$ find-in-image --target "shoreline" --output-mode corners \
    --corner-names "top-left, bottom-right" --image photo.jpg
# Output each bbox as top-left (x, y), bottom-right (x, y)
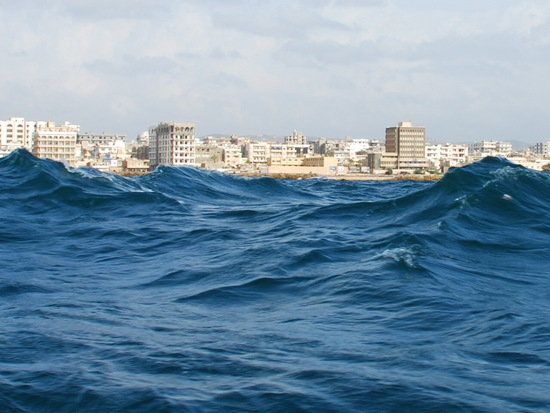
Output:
top-left (118, 170), bottom-right (442, 181)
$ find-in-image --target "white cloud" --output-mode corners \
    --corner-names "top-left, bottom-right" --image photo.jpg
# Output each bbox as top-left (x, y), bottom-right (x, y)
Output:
top-left (1, 0), bottom-right (550, 141)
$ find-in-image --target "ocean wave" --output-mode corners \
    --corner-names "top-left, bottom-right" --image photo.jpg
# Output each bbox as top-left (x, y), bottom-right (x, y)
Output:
top-left (1, 150), bottom-right (549, 412)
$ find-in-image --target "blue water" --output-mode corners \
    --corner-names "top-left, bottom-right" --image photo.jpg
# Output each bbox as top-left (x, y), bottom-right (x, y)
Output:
top-left (0, 149), bottom-right (549, 412)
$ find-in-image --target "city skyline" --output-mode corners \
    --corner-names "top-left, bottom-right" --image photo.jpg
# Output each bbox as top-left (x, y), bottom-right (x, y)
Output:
top-left (2, 1), bottom-right (550, 142)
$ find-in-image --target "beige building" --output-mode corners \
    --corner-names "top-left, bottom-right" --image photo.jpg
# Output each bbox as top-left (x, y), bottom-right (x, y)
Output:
top-left (284, 130), bottom-right (307, 145)
top-left (32, 121), bottom-right (80, 165)
top-left (266, 156), bottom-right (338, 175)
top-left (244, 142), bottom-right (270, 164)
top-left (385, 121), bottom-right (428, 170)
top-left (149, 122), bottom-right (196, 168)
top-left (222, 144), bottom-right (243, 167)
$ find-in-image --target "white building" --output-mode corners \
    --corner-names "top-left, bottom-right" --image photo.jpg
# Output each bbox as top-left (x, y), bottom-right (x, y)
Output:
top-left (0, 117), bottom-right (45, 156)
top-left (149, 121), bottom-right (196, 168)
top-left (530, 141), bottom-right (550, 157)
top-left (426, 143), bottom-right (469, 170)
top-left (470, 140), bottom-right (512, 157)
top-left (77, 132), bottom-right (127, 164)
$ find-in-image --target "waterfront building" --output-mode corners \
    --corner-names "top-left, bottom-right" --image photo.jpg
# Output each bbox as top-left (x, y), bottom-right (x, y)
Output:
top-left (222, 144), bottom-right (243, 167)
top-left (195, 143), bottom-right (224, 169)
top-left (530, 141), bottom-right (550, 157)
top-left (149, 121), bottom-right (196, 168)
top-left (385, 121), bottom-right (428, 171)
top-left (426, 143), bottom-right (469, 171)
top-left (470, 140), bottom-right (512, 157)
top-left (244, 142), bottom-right (270, 164)
top-left (0, 117), bottom-right (44, 156)
top-left (32, 121), bottom-right (80, 166)
top-left (77, 132), bottom-right (127, 163)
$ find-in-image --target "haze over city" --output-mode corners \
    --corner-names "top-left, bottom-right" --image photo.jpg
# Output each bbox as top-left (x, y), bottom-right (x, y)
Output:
top-left (1, 0), bottom-right (550, 143)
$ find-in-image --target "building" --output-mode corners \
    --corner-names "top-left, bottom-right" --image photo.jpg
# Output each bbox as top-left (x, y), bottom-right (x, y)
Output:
top-left (149, 122), bottom-right (196, 168)
top-left (470, 140), bottom-right (512, 157)
top-left (426, 143), bottom-right (469, 171)
top-left (244, 142), bottom-right (270, 164)
top-left (195, 143), bottom-right (224, 169)
top-left (77, 132), bottom-right (127, 164)
top-left (32, 121), bottom-right (80, 166)
top-left (385, 121), bottom-right (428, 171)
top-left (530, 141), bottom-right (550, 157)
top-left (0, 117), bottom-right (44, 157)
top-left (284, 130), bottom-right (307, 145)
top-left (222, 144), bottom-right (243, 167)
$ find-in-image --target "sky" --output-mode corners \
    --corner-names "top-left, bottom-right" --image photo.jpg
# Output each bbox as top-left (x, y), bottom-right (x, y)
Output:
top-left (1, 0), bottom-right (549, 143)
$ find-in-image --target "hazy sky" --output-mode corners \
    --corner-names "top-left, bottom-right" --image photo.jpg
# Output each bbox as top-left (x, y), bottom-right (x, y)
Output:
top-left (1, 0), bottom-right (549, 142)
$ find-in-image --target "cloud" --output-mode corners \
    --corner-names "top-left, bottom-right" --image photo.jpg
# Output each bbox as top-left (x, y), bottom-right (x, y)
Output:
top-left (1, 0), bottom-right (550, 142)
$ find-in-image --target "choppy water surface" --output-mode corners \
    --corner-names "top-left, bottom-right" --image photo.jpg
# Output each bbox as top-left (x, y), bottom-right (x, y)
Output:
top-left (1, 149), bottom-right (549, 412)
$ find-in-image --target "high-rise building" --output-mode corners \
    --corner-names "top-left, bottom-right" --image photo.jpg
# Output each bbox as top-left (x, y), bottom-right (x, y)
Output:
top-left (149, 122), bottom-right (196, 168)
top-left (385, 121), bottom-right (428, 170)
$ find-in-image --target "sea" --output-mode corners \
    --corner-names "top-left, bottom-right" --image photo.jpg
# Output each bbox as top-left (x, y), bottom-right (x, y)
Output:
top-left (0, 149), bottom-right (549, 412)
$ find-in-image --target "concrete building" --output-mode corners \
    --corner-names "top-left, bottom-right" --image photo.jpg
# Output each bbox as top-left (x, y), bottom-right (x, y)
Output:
top-left (0, 117), bottom-right (45, 156)
top-left (149, 122), bottom-right (196, 168)
top-left (426, 143), bottom-right (469, 171)
top-left (530, 141), bottom-right (550, 157)
top-left (284, 130), bottom-right (307, 145)
top-left (266, 156), bottom-right (338, 175)
top-left (32, 121), bottom-right (80, 165)
top-left (470, 140), bottom-right (512, 157)
top-left (244, 142), bottom-right (270, 164)
top-left (222, 144), bottom-right (243, 167)
top-left (195, 143), bottom-right (224, 169)
top-left (77, 132), bottom-right (127, 164)
top-left (385, 121), bottom-right (428, 171)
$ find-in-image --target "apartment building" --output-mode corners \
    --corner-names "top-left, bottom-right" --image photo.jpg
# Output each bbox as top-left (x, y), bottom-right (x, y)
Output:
top-left (0, 117), bottom-right (44, 156)
top-left (32, 121), bottom-right (80, 165)
top-left (530, 141), bottom-right (550, 157)
top-left (426, 143), bottom-right (469, 169)
top-left (149, 122), bottom-right (196, 168)
top-left (470, 140), bottom-right (512, 157)
top-left (284, 130), bottom-right (307, 145)
top-left (244, 142), bottom-right (270, 164)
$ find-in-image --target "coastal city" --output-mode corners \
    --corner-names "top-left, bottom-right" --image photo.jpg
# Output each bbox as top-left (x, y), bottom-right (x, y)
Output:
top-left (1, 116), bottom-right (549, 178)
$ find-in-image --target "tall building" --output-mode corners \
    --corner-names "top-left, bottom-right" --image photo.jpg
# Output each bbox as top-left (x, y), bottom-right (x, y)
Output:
top-left (32, 121), bottom-right (80, 165)
top-left (149, 122), bottom-right (196, 168)
top-left (385, 121), bottom-right (428, 170)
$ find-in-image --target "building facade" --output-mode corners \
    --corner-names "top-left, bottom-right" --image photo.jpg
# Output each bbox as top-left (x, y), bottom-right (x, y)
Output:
top-left (530, 141), bottom-right (550, 157)
top-left (470, 140), bottom-right (512, 157)
top-left (0, 117), bottom-right (44, 156)
top-left (284, 130), bottom-right (307, 145)
top-left (385, 121), bottom-right (428, 170)
top-left (32, 121), bottom-right (80, 165)
top-left (149, 122), bottom-right (196, 168)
